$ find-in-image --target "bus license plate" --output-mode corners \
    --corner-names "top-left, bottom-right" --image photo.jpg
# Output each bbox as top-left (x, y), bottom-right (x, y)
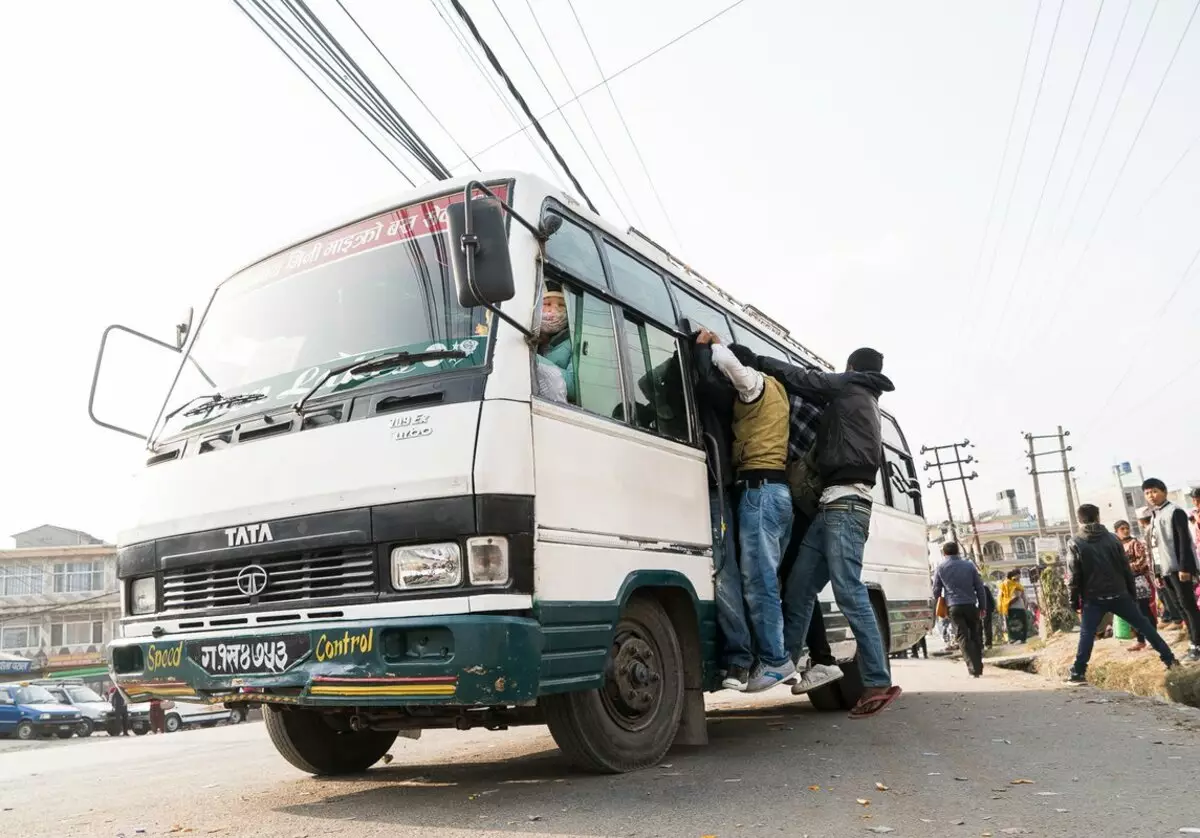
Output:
top-left (186, 635), bottom-right (310, 676)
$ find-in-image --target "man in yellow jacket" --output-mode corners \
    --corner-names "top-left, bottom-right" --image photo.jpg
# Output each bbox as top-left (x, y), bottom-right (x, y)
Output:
top-left (998, 571), bottom-right (1028, 644)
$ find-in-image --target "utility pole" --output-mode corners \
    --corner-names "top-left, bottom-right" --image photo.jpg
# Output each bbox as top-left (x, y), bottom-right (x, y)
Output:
top-left (921, 439), bottom-right (982, 562)
top-left (1023, 429), bottom-right (1078, 537)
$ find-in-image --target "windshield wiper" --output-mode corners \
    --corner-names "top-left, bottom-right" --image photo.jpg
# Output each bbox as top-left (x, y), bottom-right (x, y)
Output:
top-left (293, 349), bottom-right (468, 415)
top-left (184, 392), bottom-right (267, 417)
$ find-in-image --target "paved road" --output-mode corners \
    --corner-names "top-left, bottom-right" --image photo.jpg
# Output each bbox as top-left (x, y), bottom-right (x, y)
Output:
top-left (3, 657), bottom-right (1199, 838)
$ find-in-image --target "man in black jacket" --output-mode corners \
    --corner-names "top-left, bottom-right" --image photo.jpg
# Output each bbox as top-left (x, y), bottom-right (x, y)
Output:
top-left (729, 344), bottom-right (899, 718)
top-left (692, 332), bottom-right (754, 690)
top-left (1066, 504), bottom-right (1178, 684)
top-left (1143, 477), bottom-right (1200, 661)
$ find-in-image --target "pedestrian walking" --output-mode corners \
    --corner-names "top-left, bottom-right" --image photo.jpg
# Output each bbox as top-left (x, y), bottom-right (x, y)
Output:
top-left (697, 329), bottom-right (795, 691)
top-left (734, 344), bottom-right (902, 718)
top-left (1115, 517), bottom-right (1157, 651)
top-left (933, 542), bottom-right (988, 677)
top-left (109, 686), bottom-right (130, 736)
top-left (1143, 478), bottom-right (1200, 662)
top-left (982, 583), bottom-right (998, 649)
top-left (1066, 505), bottom-right (1179, 683)
top-left (999, 571), bottom-right (1029, 644)
top-left (148, 698), bottom-right (166, 734)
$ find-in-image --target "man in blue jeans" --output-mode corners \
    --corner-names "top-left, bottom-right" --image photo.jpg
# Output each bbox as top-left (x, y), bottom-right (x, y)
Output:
top-left (691, 330), bottom-right (754, 690)
top-left (698, 329), bottom-right (795, 692)
top-left (1066, 504), bottom-right (1179, 683)
top-left (729, 344), bottom-right (899, 718)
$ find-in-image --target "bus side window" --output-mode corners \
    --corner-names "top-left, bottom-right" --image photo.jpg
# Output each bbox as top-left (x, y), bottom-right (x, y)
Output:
top-left (672, 287), bottom-right (733, 343)
top-left (729, 321), bottom-right (789, 361)
top-left (604, 244), bottom-right (675, 325)
top-left (621, 316), bottom-right (690, 443)
top-left (563, 289), bottom-right (624, 419)
top-left (544, 213), bottom-right (607, 288)
top-left (883, 446), bottom-right (921, 517)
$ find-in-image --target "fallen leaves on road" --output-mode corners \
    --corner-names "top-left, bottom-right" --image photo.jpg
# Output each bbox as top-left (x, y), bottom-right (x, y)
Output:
top-left (1010, 779), bottom-right (1035, 785)
top-left (875, 783), bottom-right (889, 791)
top-left (808, 785), bottom-right (821, 791)
top-left (865, 828), bottom-right (894, 834)
top-left (857, 798), bottom-right (871, 806)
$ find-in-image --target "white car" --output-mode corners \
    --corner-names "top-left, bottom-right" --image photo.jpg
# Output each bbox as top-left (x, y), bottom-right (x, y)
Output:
top-left (126, 701), bottom-right (248, 734)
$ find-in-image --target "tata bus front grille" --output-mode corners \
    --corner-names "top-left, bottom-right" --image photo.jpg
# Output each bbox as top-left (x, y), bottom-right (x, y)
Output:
top-left (161, 548), bottom-right (376, 613)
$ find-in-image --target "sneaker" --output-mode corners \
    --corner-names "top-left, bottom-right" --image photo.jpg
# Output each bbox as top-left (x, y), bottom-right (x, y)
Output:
top-left (746, 660), bottom-right (797, 693)
top-left (791, 663), bottom-right (844, 695)
top-left (783, 655), bottom-right (805, 686)
top-left (1064, 672), bottom-right (1086, 685)
top-left (721, 665), bottom-right (750, 691)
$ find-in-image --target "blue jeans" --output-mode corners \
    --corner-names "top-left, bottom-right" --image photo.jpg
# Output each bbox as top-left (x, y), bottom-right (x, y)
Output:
top-left (781, 499), bottom-right (890, 688)
top-left (711, 486), bottom-right (753, 669)
top-left (1073, 594), bottom-right (1175, 675)
top-left (737, 482), bottom-right (793, 667)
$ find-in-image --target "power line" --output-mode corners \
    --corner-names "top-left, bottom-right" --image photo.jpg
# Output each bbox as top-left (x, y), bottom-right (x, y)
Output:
top-left (487, 0), bottom-right (628, 222)
top-left (1132, 128), bottom-right (1200, 222)
top-left (450, 0), bottom-right (753, 168)
top-left (333, 0), bottom-right (481, 172)
top-left (566, 0), bottom-right (682, 248)
top-left (232, 0), bottom-right (417, 186)
top-left (447, 0), bottom-right (598, 213)
top-left (520, 0), bottom-right (644, 227)
top-left (952, 0), bottom-right (1047, 348)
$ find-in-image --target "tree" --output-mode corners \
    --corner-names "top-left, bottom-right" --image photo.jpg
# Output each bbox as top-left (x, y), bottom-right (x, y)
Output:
top-left (1040, 563), bottom-right (1077, 633)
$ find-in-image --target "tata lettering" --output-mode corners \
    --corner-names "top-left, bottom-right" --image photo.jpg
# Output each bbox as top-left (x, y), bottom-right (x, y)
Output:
top-left (225, 523), bottom-right (274, 547)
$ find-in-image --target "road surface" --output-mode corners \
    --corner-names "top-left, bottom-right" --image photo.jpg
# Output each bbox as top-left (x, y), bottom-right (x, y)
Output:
top-left (3, 657), bottom-right (1198, 837)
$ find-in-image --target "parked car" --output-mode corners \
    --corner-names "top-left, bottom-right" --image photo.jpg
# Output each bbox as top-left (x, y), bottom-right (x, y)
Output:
top-left (126, 700), bottom-right (249, 734)
top-left (0, 682), bottom-right (86, 740)
top-left (33, 680), bottom-right (114, 737)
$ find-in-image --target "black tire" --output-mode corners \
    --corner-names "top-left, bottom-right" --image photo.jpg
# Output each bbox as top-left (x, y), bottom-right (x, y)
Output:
top-left (836, 597), bottom-right (892, 709)
top-left (78, 719), bottom-right (94, 738)
top-left (227, 708), bottom-right (245, 725)
top-left (807, 681), bottom-right (844, 712)
top-left (264, 707), bottom-right (398, 776)
top-left (543, 595), bottom-right (685, 774)
top-left (164, 713), bottom-right (182, 733)
top-left (56, 730), bottom-right (74, 739)
top-left (133, 726), bottom-right (148, 736)
top-left (15, 721), bottom-right (35, 741)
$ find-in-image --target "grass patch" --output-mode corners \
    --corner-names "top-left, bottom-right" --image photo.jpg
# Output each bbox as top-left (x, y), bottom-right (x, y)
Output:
top-left (1034, 624), bottom-right (1198, 707)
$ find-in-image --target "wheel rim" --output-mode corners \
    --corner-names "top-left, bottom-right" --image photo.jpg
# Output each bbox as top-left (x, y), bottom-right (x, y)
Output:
top-left (17, 725), bottom-right (32, 740)
top-left (600, 621), bottom-right (664, 732)
top-left (167, 717), bottom-right (180, 732)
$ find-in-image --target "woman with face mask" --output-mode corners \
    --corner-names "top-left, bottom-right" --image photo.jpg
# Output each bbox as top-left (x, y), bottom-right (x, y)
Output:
top-left (535, 288), bottom-right (576, 403)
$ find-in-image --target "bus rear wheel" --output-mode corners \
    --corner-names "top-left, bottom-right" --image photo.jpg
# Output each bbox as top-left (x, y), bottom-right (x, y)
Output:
top-left (264, 707), bottom-right (398, 776)
top-left (809, 596), bottom-right (891, 711)
top-left (543, 595), bottom-right (685, 773)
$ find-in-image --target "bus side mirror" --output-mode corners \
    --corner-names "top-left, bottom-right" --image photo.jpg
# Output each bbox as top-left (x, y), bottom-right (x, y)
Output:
top-left (447, 197), bottom-right (515, 308)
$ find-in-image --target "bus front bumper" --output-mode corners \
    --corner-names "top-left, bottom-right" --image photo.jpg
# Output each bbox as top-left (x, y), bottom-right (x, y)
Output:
top-left (109, 614), bottom-right (543, 708)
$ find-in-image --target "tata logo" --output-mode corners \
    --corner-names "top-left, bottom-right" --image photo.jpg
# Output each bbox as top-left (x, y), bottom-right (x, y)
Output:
top-left (236, 564), bottom-right (269, 596)
top-left (224, 522), bottom-right (274, 547)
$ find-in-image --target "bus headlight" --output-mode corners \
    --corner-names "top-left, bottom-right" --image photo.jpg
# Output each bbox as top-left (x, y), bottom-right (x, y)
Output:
top-left (390, 543), bottom-right (462, 590)
top-left (131, 577), bottom-right (156, 615)
top-left (466, 536), bottom-right (509, 585)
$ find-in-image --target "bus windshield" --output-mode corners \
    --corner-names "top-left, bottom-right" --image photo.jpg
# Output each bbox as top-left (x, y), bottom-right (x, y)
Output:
top-left (156, 190), bottom-right (503, 441)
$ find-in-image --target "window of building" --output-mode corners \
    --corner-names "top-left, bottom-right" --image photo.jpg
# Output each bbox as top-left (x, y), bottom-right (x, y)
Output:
top-left (0, 565), bottom-right (44, 596)
top-left (50, 618), bottom-right (104, 647)
top-left (544, 213), bottom-right (606, 287)
top-left (604, 244), bottom-right (674, 325)
top-left (1, 625), bottom-right (38, 650)
top-left (672, 287), bottom-right (733, 342)
top-left (883, 447), bottom-right (921, 516)
top-left (729, 322), bottom-right (790, 362)
top-left (621, 317), bottom-right (690, 443)
top-left (52, 561), bottom-right (105, 594)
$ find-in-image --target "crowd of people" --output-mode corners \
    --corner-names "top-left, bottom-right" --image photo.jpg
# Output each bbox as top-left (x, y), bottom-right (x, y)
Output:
top-left (929, 478), bottom-right (1200, 684)
top-left (532, 285), bottom-right (902, 719)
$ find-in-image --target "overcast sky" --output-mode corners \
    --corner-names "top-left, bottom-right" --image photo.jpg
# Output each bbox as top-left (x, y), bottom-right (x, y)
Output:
top-left (2, 0), bottom-right (1198, 544)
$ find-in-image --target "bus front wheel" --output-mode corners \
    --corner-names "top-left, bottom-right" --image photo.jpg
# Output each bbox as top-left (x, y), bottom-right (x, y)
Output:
top-left (264, 707), bottom-right (398, 776)
top-left (543, 595), bottom-right (685, 773)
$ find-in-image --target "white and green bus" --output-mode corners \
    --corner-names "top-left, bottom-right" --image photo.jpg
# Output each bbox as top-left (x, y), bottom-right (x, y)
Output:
top-left (91, 171), bottom-right (930, 776)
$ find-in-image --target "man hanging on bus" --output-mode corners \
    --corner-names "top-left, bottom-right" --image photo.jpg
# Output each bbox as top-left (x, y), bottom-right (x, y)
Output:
top-left (696, 328), bottom-right (796, 692)
top-left (729, 344), bottom-right (900, 718)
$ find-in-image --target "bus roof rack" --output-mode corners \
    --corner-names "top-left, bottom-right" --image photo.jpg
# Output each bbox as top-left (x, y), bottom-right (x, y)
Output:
top-left (626, 226), bottom-right (835, 372)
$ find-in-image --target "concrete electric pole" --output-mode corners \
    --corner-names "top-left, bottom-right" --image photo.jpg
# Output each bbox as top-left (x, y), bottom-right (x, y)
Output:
top-left (1023, 428), bottom-right (1078, 537)
top-left (922, 439), bottom-right (983, 562)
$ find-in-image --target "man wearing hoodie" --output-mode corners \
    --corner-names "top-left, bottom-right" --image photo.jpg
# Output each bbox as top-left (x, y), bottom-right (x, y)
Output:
top-left (1066, 505), bottom-right (1178, 683)
top-left (1143, 478), bottom-right (1200, 661)
top-left (728, 345), bottom-right (900, 718)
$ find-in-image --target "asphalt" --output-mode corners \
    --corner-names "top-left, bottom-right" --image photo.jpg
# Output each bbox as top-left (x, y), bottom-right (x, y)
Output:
top-left (2, 656), bottom-right (1199, 838)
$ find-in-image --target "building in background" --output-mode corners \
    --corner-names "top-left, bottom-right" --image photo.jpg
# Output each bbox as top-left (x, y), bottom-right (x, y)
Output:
top-left (0, 525), bottom-right (118, 692)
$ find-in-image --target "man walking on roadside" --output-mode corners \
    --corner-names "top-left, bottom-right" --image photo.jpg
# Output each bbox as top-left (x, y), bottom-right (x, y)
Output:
top-left (933, 542), bottom-right (988, 677)
top-left (109, 685), bottom-right (130, 736)
top-left (1066, 505), bottom-right (1179, 684)
top-left (697, 329), bottom-right (796, 692)
top-left (1143, 478), bottom-right (1200, 662)
top-left (729, 344), bottom-right (900, 718)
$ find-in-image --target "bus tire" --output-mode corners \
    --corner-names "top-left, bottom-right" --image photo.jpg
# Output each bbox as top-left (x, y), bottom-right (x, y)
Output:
top-left (264, 707), bottom-right (397, 776)
top-left (806, 681), bottom-right (844, 712)
top-left (836, 596), bottom-right (892, 709)
top-left (543, 594), bottom-right (685, 774)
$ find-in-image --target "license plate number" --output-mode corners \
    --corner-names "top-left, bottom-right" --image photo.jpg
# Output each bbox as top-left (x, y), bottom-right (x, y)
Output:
top-left (186, 635), bottom-right (309, 675)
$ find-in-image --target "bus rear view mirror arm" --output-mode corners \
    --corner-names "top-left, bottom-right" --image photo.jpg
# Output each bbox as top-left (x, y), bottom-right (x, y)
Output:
top-left (88, 323), bottom-right (181, 442)
top-left (447, 181), bottom-right (561, 341)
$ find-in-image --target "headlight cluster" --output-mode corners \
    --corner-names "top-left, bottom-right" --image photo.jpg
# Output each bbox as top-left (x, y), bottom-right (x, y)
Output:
top-left (131, 577), bottom-right (156, 615)
top-left (389, 537), bottom-right (509, 590)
